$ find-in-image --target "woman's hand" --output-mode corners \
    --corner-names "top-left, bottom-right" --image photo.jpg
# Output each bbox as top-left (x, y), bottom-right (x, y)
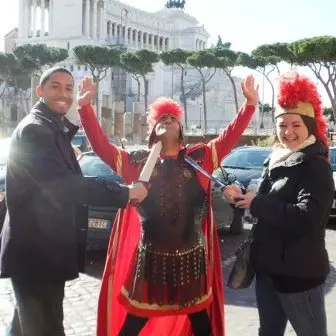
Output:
top-left (77, 76), bottom-right (97, 108)
top-left (242, 75), bottom-right (259, 106)
top-left (235, 191), bottom-right (257, 209)
top-left (223, 185), bottom-right (243, 204)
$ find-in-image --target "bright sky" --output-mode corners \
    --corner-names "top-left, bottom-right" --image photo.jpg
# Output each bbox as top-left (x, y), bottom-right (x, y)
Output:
top-left (0, 0), bottom-right (336, 105)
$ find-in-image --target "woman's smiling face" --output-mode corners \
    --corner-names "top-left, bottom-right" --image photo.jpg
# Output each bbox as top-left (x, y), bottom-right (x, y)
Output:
top-left (276, 114), bottom-right (309, 150)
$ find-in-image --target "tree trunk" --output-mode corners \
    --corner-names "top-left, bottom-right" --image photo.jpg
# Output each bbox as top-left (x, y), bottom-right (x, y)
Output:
top-left (132, 75), bottom-right (141, 103)
top-left (309, 65), bottom-right (336, 120)
top-left (143, 75), bottom-right (148, 112)
top-left (18, 89), bottom-right (27, 116)
top-left (95, 81), bottom-right (100, 123)
top-left (137, 78), bottom-right (141, 103)
top-left (224, 69), bottom-right (239, 114)
top-left (259, 108), bottom-right (264, 129)
top-left (180, 67), bottom-right (188, 130)
top-left (202, 77), bottom-right (207, 134)
top-left (265, 74), bottom-right (275, 124)
top-left (315, 73), bottom-right (336, 120)
top-left (31, 75), bottom-right (39, 106)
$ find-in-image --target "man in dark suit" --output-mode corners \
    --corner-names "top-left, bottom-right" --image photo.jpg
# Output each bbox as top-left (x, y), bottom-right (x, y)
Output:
top-left (0, 67), bottom-right (148, 336)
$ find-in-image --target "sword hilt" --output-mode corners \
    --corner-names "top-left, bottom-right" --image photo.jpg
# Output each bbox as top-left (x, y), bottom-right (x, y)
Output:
top-left (129, 181), bottom-right (151, 207)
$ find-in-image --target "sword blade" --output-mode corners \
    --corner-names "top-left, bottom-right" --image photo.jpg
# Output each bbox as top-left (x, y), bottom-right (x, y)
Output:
top-left (184, 156), bottom-right (226, 189)
top-left (139, 141), bottom-right (162, 182)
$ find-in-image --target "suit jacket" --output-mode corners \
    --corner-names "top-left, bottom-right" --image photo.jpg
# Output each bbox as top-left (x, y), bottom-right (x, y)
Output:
top-left (0, 102), bottom-right (129, 281)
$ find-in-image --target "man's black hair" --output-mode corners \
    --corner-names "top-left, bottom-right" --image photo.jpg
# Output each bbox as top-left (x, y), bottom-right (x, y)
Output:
top-left (39, 67), bottom-right (74, 87)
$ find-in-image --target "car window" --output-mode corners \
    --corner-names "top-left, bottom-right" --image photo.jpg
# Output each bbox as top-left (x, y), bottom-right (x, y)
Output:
top-left (71, 136), bottom-right (84, 147)
top-left (0, 139), bottom-right (11, 166)
top-left (80, 156), bottom-right (116, 177)
top-left (223, 148), bottom-right (270, 168)
top-left (330, 148), bottom-right (336, 171)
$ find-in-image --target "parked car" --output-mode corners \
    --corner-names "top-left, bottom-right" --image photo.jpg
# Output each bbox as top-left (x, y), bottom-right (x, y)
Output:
top-left (78, 152), bottom-right (124, 250)
top-left (212, 146), bottom-right (271, 234)
top-left (72, 133), bottom-right (119, 153)
top-left (79, 149), bottom-right (242, 247)
top-left (211, 168), bottom-right (245, 235)
top-left (219, 146), bottom-right (271, 188)
top-left (329, 147), bottom-right (336, 218)
top-left (0, 138), bottom-right (10, 231)
top-left (72, 133), bottom-right (91, 152)
top-left (0, 138), bottom-right (10, 199)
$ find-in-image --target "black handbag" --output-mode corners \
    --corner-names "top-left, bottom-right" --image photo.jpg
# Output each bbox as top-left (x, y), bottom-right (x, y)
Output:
top-left (227, 225), bottom-right (256, 289)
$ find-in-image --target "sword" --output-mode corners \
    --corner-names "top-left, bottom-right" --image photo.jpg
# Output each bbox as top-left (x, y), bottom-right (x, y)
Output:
top-left (184, 156), bottom-right (227, 190)
top-left (130, 135), bottom-right (164, 206)
top-left (138, 140), bottom-right (162, 182)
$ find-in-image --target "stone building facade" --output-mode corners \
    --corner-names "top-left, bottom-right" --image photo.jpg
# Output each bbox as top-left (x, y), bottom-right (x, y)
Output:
top-left (3, 0), bottom-right (254, 141)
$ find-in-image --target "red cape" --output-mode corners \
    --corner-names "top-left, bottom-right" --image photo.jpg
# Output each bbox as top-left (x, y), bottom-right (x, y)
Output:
top-left (96, 144), bottom-right (225, 336)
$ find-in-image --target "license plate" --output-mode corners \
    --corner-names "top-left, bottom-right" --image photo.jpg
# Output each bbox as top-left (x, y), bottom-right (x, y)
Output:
top-left (88, 218), bottom-right (108, 229)
top-left (333, 200), bottom-right (336, 209)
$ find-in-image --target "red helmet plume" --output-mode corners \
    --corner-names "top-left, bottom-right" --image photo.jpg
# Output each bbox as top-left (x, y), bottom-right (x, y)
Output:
top-left (147, 97), bottom-right (183, 132)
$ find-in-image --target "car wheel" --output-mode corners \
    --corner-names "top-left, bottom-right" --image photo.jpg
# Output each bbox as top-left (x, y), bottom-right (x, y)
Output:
top-left (229, 209), bottom-right (244, 235)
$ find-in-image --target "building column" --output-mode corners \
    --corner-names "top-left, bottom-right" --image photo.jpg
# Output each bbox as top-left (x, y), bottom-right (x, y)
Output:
top-left (21, 0), bottom-right (28, 38)
top-left (139, 32), bottom-right (143, 49)
top-left (48, 0), bottom-right (53, 36)
top-left (92, 0), bottom-right (98, 39)
top-left (84, 0), bottom-right (90, 37)
top-left (32, 0), bottom-right (37, 37)
top-left (41, 0), bottom-right (46, 37)
top-left (114, 101), bottom-right (125, 138)
top-left (26, 0), bottom-right (31, 37)
top-left (143, 33), bottom-right (147, 48)
top-left (166, 38), bottom-right (170, 51)
top-left (99, 1), bottom-right (105, 40)
top-left (18, 0), bottom-right (24, 38)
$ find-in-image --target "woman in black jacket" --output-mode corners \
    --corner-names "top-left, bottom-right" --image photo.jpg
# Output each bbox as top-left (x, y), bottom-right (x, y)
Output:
top-left (225, 72), bottom-right (334, 336)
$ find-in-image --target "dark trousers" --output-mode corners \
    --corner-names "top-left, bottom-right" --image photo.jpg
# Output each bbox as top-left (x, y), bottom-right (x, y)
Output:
top-left (256, 274), bottom-right (327, 336)
top-left (119, 309), bottom-right (211, 336)
top-left (7, 278), bottom-right (66, 336)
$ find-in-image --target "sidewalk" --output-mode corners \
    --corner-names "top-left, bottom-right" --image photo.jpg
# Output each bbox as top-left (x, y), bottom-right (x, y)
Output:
top-left (1, 226), bottom-right (336, 335)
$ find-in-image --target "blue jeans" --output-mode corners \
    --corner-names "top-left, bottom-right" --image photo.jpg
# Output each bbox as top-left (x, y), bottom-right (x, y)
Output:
top-left (256, 274), bottom-right (327, 336)
top-left (7, 278), bottom-right (65, 336)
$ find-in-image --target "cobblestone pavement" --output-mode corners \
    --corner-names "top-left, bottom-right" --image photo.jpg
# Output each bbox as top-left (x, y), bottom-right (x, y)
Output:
top-left (1, 223), bottom-right (336, 335)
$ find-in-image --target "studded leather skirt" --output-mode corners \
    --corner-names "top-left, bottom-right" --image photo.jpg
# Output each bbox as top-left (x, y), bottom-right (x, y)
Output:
top-left (119, 233), bottom-right (212, 316)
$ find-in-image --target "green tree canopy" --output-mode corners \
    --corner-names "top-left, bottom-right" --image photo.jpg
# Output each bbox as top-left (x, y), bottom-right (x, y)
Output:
top-left (238, 50), bottom-right (280, 126)
top-left (0, 44), bottom-right (68, 117)
top-left (324, 106), bottom-right (334, 122)
top-left (73, 45), bottom-right (121, 118)
top-left (73, 45), bottom-right (121, 82)
top-left (288, 36), bottom-right (336, 119)
top-left (160, 48), bottom-right (193, 128)
top-left (13, 44), bottom-right (68, 74)
top-left (187, 49), bottom-right (218, 133)
top-left (213, 47), bottom-right (241, 114)
top-left (120, 49), bottom-right (158, 111)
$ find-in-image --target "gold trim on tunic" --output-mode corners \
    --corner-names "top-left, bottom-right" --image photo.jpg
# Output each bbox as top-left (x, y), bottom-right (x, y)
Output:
top-left (120, 286), bottom-right (212, 311)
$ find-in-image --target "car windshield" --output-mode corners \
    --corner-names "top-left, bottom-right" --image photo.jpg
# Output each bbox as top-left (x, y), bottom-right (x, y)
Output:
top-left (79, 155), bottom-right (117, 177)
top-left (330, 148), bottom-right (336, 171)
top-left (0, 138), bottom-right (11, 166)
top-left (222, 147), bottom-right (271, 169)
